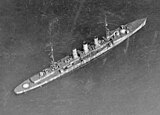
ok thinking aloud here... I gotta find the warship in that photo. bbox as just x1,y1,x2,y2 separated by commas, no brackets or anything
14,17,147,94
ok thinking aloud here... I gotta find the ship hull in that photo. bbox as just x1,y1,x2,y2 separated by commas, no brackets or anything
14,18,147,94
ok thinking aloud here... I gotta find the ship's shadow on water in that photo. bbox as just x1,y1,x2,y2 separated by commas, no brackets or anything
1,0,160,115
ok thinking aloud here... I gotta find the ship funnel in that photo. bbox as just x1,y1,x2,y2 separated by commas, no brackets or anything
94,37,100,47
83,43,89,54
72,49,78,59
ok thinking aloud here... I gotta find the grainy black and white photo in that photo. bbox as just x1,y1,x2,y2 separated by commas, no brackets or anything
0,0,160,115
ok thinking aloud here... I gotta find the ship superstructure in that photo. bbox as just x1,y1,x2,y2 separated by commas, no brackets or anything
14,18,147,94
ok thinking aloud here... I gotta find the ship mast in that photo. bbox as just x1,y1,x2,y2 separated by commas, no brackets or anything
47,18,58,65
105,15,110,39
48,42,55,65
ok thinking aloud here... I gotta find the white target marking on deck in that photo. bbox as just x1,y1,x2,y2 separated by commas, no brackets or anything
22,83,29,88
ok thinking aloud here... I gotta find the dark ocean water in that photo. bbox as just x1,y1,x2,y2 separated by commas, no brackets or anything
1,0,160,115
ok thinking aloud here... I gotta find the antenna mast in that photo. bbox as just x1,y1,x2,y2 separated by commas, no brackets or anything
105,15,110,39
48,42,54,65
47,18,58,65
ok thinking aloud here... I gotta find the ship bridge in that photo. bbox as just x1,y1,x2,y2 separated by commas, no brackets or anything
56,56,73,68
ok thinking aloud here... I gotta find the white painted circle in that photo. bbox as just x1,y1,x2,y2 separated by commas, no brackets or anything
22,83,29,89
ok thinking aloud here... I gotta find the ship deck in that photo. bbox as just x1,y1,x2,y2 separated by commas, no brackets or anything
14,18,147,94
